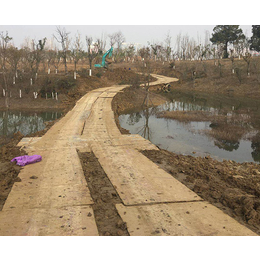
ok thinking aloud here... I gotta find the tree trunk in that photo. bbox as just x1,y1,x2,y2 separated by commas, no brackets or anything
224,42,228,58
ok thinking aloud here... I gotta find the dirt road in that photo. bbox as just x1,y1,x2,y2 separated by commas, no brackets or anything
0,74,257,235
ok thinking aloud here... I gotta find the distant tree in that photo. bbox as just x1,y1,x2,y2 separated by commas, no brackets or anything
108,32,116,48
45,49,56,74
250,25,260,52
148,42,162,61
0,31,12,107
114,31,125,51
71,32,83,78
138,47,150,60
125,44,135,61
164,31,172,61
243,52,252,76
33,37,47,77
53,26,70,74
7,46,22,77
86,36,100,74
210,25,245,58
53,50,62,74
180,35,189,60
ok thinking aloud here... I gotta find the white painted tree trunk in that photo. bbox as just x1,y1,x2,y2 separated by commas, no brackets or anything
55,69,58,74
3,89,5,97
30,78,33,86
19,89,22,98
48,68,50,74
33,92,38,99
55,92,58,100
15,71,18,78
89,69,92,76
52,92,54,99
13,77,15,85
74,71,77,80
232,69,235,74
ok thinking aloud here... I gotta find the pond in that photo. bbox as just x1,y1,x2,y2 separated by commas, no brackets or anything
119,90,260,163
0,110,63,139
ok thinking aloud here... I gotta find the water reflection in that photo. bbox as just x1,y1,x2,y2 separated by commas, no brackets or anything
0,110,63,138
119,90,260,163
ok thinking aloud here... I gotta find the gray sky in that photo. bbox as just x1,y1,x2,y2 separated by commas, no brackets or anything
0,25,253,49
0,1,257,49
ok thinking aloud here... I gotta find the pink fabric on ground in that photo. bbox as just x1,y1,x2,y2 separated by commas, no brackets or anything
11,155,42,166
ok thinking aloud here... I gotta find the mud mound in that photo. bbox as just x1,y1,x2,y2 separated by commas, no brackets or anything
0,132,26,210
103,68,140,84
143,149,260,235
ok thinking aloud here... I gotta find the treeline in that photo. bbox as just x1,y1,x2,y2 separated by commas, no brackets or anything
1,25,260,107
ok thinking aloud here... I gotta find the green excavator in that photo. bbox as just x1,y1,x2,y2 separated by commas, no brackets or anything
94,47,113,68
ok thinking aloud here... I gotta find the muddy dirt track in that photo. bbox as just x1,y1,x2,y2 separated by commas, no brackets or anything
0,73,258,235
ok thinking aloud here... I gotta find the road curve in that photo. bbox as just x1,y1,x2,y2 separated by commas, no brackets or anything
0,74,256,236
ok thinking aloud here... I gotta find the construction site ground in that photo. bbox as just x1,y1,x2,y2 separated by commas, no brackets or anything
0,72,258,236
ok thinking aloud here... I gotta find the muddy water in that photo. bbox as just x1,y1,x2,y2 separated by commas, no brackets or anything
0,110,63,138
119,90,260,163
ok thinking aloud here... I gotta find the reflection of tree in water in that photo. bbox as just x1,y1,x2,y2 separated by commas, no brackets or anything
251,133,260,162
135,92,158,141
126,112,142,125
0,111,61,138
214,139,240,152
209,122,244,152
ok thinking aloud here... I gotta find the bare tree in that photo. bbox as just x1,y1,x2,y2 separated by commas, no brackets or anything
53,49,62,74
45,49,56,74
71,32,83,79
53,26,70,74
114,31,125,51
108,32,116,48
164,31,172,61
243,52,252,76
181,34,189,60
32,37,47,78
7,45,22,78
175,32,182,60
86,36,100,75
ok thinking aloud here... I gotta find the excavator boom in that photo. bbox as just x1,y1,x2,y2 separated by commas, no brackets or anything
94,47,113,68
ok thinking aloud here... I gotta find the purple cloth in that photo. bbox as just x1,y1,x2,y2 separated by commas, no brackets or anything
11,155,42,166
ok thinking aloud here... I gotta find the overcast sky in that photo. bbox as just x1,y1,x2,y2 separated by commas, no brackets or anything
0,0,257,49
0,25,253,49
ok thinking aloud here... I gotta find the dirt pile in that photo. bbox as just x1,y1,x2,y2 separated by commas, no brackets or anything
103,68,139,84
142,149,260,235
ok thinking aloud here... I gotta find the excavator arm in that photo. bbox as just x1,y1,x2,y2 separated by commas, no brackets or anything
94,47,113,68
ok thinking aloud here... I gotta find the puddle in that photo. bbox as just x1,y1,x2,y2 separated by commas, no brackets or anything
119,90,260,163
0,110,63,138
